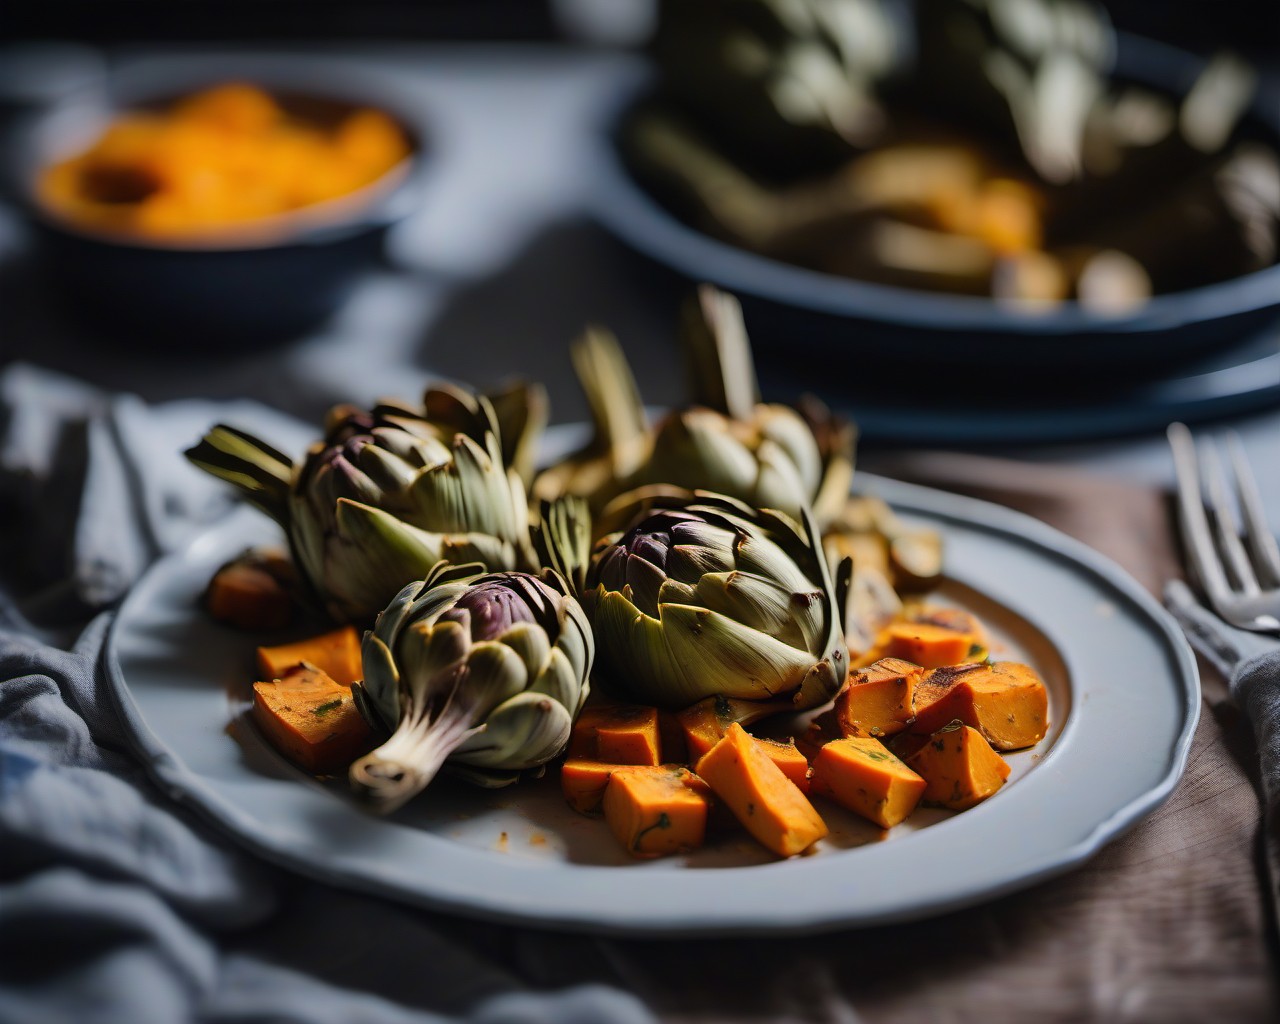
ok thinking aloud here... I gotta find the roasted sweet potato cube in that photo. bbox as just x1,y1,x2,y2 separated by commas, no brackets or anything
658,710,687,765
603,765,710,859
753,736,811,793
560,758,619,815
696,724,828,858
677,699,724,762
882,620,975,669
809,736,926,829
256,626,362,686
795,708,841,762
833,657,923,739
908,606,983,638
906,721,1011,809
675,695,762,762
251,664,373,774
887,731,930,761
568,704,661,765
205,551,293,631
911,661,1048,750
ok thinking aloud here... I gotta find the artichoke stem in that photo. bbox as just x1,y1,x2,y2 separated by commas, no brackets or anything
350,708,482,813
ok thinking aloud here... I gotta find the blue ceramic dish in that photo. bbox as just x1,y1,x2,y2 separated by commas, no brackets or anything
590,35,1280,374
12,55,426,347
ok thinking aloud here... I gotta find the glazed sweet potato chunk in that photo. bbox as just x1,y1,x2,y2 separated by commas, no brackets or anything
833,657,924,739
911,661,1048,750
205,550,293,631
696,724,828,857
256,626,362,686
906,721,1011,810
251,664,373,774
808,736,926,829
568,704,662,765
603,765,711,859
676,694,763,762
560,758,619,815
752,736,811,793
882,620,975,669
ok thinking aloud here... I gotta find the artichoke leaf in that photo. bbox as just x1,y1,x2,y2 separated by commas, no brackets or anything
452,691,573,769
400,620,471,699
551,601,594,698
526,646,585,712
660,602,821,702
446,640,529,721
184,424,295,525
693,570,821,651
498,621,552,680
356,632,401,731
590,589,685,701
531,496,592,597
752,437,814,515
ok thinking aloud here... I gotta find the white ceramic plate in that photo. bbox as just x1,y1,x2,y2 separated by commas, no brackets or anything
105,472,1198,936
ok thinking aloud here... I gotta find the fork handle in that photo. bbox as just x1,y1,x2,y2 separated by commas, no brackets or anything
1234,651,1280,915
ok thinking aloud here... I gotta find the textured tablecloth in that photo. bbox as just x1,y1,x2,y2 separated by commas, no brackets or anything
2,365,1277,1023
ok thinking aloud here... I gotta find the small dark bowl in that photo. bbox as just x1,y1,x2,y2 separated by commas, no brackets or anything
12,55,426,347
591,34,1280,377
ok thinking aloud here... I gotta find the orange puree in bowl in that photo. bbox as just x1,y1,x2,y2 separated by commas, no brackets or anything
37,83,410,241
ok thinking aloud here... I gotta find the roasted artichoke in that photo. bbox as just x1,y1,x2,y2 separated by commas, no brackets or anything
186,384,537,622
584,493,848,711
536,285,854,530
351,562,593,810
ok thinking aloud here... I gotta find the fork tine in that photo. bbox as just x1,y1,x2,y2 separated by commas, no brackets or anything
1168,422,1233,604
1200,439,1260,595
1227,430,1280,588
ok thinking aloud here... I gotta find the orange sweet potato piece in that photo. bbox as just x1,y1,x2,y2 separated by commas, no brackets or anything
795,708,842,762
206,556,293,631
603,765,711,859
833,657,924,739
882,620,975,669
696,724,828,858
753,736,811,793
256,626,362,686
906,721,1011,809
560,758,619,815
658,710,687,766
676,699,724,763
911,661,1048,750
568,704,662,765
251,664,374,774
676,694,767,762
809,736,926,829
907,606,983,637
888,731,930,761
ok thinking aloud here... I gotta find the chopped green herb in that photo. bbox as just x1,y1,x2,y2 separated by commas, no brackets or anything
311,698,343,717
634,812,673,850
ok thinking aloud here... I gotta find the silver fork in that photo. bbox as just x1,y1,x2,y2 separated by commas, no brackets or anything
1167,422,1280,633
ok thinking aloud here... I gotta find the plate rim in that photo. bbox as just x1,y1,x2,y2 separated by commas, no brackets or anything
103,472,1200,936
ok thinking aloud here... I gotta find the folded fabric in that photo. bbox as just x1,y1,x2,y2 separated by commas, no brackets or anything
0,365,656,1024
0,362,312,628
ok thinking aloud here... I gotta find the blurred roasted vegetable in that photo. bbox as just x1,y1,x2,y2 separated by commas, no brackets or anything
652,0,904,175
634,0,1279,308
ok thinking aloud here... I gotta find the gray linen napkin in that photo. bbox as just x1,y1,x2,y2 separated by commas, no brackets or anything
1163,578,1280,937
0,363,655,1024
